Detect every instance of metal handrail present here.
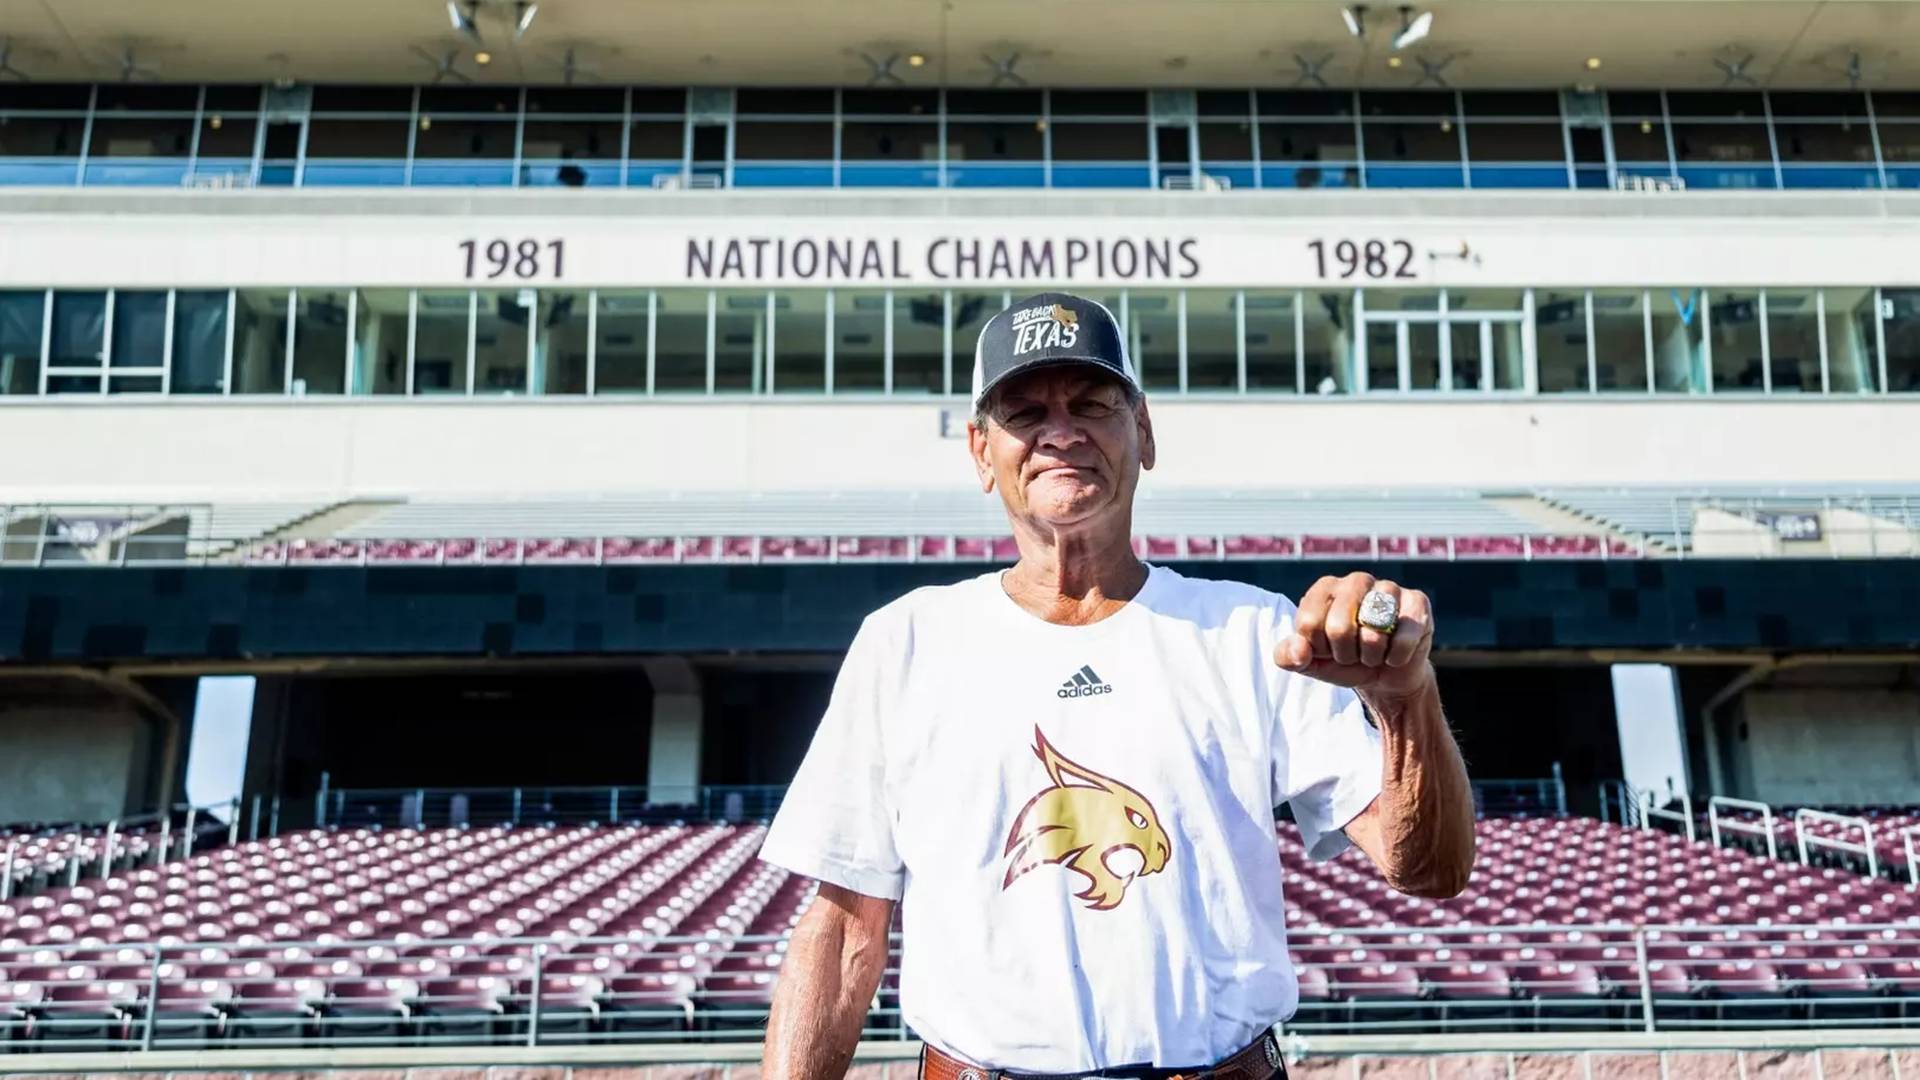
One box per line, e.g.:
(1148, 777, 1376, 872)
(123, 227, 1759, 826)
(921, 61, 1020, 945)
(1636, 789, 1696, 842)
(1795, 808, 1878, 878)
(1708, 795, 1779, 861)
(4, 921, 1918, 1048)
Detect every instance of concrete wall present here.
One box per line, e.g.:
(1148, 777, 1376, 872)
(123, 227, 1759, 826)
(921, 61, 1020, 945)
(4, 397, 1919, 502)
(1733, 684, 1920, 806)
(0, 689, 152, 822)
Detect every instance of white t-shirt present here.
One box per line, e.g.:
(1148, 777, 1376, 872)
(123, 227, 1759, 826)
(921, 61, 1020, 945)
(758, 564, 1384, 1073)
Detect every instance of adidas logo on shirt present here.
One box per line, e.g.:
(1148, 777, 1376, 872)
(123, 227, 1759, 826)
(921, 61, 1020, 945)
(1057, 664, 1114, 699)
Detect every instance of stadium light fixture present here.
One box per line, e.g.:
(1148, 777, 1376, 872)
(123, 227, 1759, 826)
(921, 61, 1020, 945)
(1391, 7, 1432, 50)
(1340, 5, 1366, 39)
(514, 2, 539, 40)
(475, 50, 493, 66)
(1585, 57, 1603, 71)
(447, 0, 483, 45)
(907, 53, 926, 67)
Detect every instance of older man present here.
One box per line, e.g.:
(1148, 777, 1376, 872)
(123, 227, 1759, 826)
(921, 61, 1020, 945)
(759, 291, 1475, 1080)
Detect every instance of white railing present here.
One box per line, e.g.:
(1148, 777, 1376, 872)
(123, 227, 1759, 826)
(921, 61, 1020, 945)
(1905, 826, 1920, 887)
(1795, 809, 1878, 880)
(1637, 789, 1696, 843)
(1709, 796, 1779, 861)
(3, 921, 1917, 1053)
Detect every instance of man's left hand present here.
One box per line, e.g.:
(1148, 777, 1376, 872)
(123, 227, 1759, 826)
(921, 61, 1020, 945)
(1275, 572, 1435, 703)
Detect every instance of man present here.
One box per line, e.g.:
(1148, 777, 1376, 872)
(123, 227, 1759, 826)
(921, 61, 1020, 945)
(759, 292, 1476, 1080)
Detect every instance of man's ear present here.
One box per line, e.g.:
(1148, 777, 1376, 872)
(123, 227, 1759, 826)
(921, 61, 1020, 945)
(967, 421, 996, 493)
(1136, 398, 1156, 472)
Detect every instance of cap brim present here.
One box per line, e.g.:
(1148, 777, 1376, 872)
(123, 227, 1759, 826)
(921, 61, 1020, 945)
(972, 355, 1138, 409)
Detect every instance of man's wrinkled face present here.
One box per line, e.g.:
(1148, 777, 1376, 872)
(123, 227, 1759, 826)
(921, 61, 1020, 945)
(968, 368, 1154, 532)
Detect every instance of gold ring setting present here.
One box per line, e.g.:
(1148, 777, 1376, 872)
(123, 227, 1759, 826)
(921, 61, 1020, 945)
(1357, 589, 1400, 636)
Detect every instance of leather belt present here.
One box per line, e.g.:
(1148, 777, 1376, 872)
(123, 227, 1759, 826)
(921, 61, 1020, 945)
(920, 1029, 1287, 1080)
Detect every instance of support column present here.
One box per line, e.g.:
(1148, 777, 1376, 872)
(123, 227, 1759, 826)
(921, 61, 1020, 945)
(642, 658, 703, 805)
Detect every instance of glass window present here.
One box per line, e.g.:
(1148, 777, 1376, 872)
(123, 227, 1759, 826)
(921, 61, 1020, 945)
(595, 290, 651, 393)
(1256, 91, 1354, 118)
(1461, 91, 1561, 118)
(535, 290, 591, 395)
(1360, 92, 1457, 119)
(413, 118, 515, 159)
(948, 120, 1043, 161)
(629, 120, 684, 159)
(840, 90, 939, 117)
(1465, 123, 1563, 162)
(1672, 123, 1769, 163)
(951, 290, 1001, 384)
(0, 117, 86, 157)
(842, 121, 939, 161)
(1363, 121, 1462, 162)
(1611, 117, 1671, 163)
(411, 289, 471, 394)
(521, 120, 622, 160)
(171, 290, 229, 394)
(1763, 290, 1819, 393)
(418, 86, 518, 115)
(832, 291, 886, 392)
(88, 118, 193, 158)
(1885, 289, 1920, 393)
(305, 119, 409, 158)
(1126, 291, 1180, 391)
(891, 291, 947, 395)
(1302, 291, 1355, 394)
(734, 122, 833, 160)
(95, 85, 197, 111)
(715, 289, 768, 393)
(196, 114, 259, 160)
(0, 291, 45, 395)
(1049, 123, 1147, 160)
(1049, 91, 1145, 117)
(946, 90, 1042, 116)
(109, 291, 167, 373)
(1197, 91, 1252, 118)
(1591, 289, 1647, 392)
(474, 289, 533, 394)
(291, 289, 349, 395)
(311, 86, 414, 111)
(231, 289, 289, 394)
(629, 88, 687, 115)
(525, 87, 624, 115)
(1186, 290, 1239, 391)
(49, 290, 107, 371)
(1649, 287, 1708, 392)
(736, 89, 832, 114)
(1823, 287, 1881, 393)
(1774, 122, 1875, 163)
(1243, 291, 1297, 392)
(1665, 92, 1764, 119)
(653, 289, 708, 393)
(772, 290, 827, 393)
(0, 83, 92, 109)
(1534, 291, 1590, 393)
(1197, 122, 1254, 160)
(1708, 290, 1764, 391)
(352, 289, 410, 395)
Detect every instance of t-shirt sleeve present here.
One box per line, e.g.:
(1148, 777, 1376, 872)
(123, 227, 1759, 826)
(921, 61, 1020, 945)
(1268, 604, 1386, 862)
(758, 614, 906, 900)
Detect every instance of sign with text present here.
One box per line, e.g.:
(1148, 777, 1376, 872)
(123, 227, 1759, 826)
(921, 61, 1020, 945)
(1, 210, 1916, 290)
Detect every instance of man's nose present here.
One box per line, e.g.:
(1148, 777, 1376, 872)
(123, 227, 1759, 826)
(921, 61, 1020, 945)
(1034, 407, 1088, 449)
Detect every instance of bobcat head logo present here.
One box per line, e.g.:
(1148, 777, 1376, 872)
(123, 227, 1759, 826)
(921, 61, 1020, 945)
(1001, 727, 1171, 911)
(1048, 303, 1079, 328)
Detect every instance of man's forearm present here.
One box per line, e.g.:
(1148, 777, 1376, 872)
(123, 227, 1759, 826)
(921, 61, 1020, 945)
(1358, 673, 1476, 898)
(763, 890, 890, 1080)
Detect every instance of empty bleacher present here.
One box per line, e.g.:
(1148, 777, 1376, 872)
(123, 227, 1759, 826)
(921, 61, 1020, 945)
(2, 814, 1916, 1050)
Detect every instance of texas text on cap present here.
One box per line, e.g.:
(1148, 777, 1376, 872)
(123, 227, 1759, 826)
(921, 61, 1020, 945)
(971, 291, 1142, 410)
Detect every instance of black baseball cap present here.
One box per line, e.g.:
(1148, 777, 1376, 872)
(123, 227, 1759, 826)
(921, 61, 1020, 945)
(970, 291, 1142, 411)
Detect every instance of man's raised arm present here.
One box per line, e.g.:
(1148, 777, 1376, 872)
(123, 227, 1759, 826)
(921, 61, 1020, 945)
(1277, 570, 1476, 899)
(763, 883, 895, 1080)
